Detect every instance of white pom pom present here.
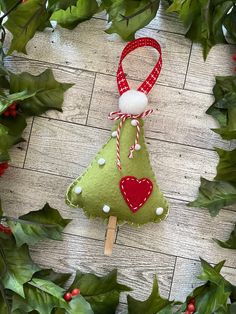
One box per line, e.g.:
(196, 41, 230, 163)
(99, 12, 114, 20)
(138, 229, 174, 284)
(119, 89, 148, 114)
(111, 131, 117, 138)
(156, 207, 164, 216)
(103, 205, 110, 213)
(135, 144, 141, 151)
(131, 119, 138, 126)
(74, 186, 82, 194)
(98, 158, 106, 166)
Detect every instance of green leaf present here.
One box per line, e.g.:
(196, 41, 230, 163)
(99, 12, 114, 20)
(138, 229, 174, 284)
(0, 120, 25, 162)
(12, 278, 70, 313)
(103, 0, 160, 41)
(207, 76, 236, 140)
(127, 276, 173, 314)
(214, 224, 236, 249)
(177, 259, 235, 314)
(215, 148, 236, 183)
(5, 0, 51, 54)
(0, 0, 22, 12)
(0, 113, 27, 138)
(0, 237, 40, 297)
(0, 90, 36, 115)
(48, 0, 78, 11)
(7, 203, 71, 247)
(9, 69, 73, 116)
(198, 258, 226, 285)
(51, 0, 99, 30)
(188, 178, 236, 216)
(70, 269, 131, 314)
(0, 282, 10, 314)
(167, 0, 236, 59)
(33, 268, 71, 287)
(223, 5, 236, 41)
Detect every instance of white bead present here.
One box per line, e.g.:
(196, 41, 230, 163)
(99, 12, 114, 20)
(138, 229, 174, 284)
(74, 186, 82, 194)
(131, 119, 138, 126)
(103, 205, 110, 213)
(135, 144, 141, 151)
(98, 158, 106, 166)
(119, 89, 148, 114)
(111, 131, 117, 138)
(156, 207, 164, 216)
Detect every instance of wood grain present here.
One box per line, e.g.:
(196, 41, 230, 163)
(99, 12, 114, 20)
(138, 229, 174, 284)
(185, 43, 235, 94)
(6, 19, 191, 89)
(0, 167, 106, 241)
(87, 73, 229, 150)
(25, 117, 218, 202)
(29, 233, 176, 302)
(5, 56, 95, 124)
(117, 198, 236, 268)
(170, 257, 236, 301)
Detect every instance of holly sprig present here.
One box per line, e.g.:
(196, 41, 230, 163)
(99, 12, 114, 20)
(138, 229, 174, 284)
(189, 56, 236, 250)
(1, 0, 235, 58)
(1, 200, 235, 313)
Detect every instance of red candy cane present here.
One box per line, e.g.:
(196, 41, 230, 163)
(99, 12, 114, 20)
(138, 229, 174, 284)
(109, 37, 162, 170)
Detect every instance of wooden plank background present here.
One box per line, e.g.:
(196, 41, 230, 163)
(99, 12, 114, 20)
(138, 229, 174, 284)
(1, 3, 236, 312)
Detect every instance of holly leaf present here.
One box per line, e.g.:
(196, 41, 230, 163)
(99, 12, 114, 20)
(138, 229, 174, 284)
(0, 0, 22, 12)
(12, 278, 70, 313)
(223, 5, 236, 41)
(5, 0, 51, 54)
(33, 268, 71, 287)
(207, 76, 236, 140)
(188, 178, 236, 216)
(0, 237, 40, 297)
(51, 0, 100, 30)
(0, 113, 27, 138)
(214, 148, 236, 183)
(12, 278, 93, 314)
(0, 90, 36, 115)
(0, 285, 10, 314)
(48, 0, 79, 11)
(0, 122, 25, 162)
(103, 0, 160, 41)
(176, 259, 235, 314)
(9, 69, 73, 116)
(6, 203, 71, 247)
(167, 0, 236, 59)
(214, 224, 236, 250)
(127, 276, 174, 314)
(70, 269, 131, 314)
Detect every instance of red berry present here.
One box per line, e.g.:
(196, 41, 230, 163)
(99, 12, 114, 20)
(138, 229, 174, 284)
(233, 54, 236, 61)
(11, 111, 17, 117)
(187, 303, 195, 312)
(71, 288, 80, 296)
(3, 111, 10, 117)
(10, 103, 17, 110)
(63, 292, 72, 302)
(0, 162, 8, 176)
(189, 298, 195, 305)
(184, 311, 191, 314)
(3, 227, 12, 235)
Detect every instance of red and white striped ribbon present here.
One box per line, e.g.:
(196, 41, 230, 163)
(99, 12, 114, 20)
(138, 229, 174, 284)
(109, 37, 162, 171)
(109, 110, 154, 170)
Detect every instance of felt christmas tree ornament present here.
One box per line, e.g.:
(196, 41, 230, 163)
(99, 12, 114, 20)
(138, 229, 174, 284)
(66, 37, 169, 255)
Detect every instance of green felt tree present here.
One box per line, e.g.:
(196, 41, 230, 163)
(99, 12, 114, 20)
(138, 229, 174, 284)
(66, 118, 169, 226)
(66, 38, 169, 252)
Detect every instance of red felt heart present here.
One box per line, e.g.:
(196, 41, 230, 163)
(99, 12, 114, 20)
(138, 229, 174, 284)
(120, 176, 153, 213)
